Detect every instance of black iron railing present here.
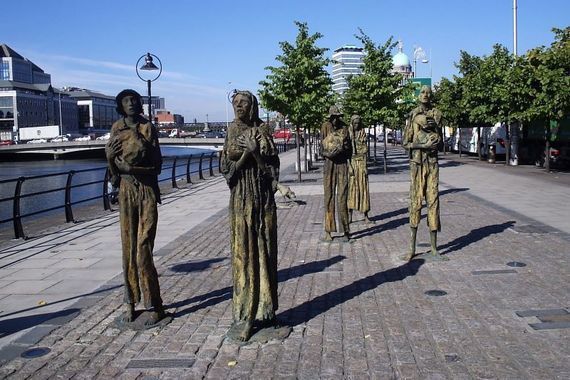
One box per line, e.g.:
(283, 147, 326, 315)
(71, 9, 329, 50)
(0, 152, 220, 239)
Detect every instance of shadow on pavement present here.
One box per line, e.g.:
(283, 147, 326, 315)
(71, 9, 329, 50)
(169, 257, 228, 273)
(440, 187, 469, 196)
(440, 221, 516, 256)
(0, 308, 80, 339)
(370, 207, 408, 223)
(166, 255, 347, 318)
(350, 216, 408, 240)
(278, 259, 425, 327)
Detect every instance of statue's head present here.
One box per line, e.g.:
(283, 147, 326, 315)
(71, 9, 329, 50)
(116, 89, 143, 117)
(418, 85, 432, 105)
(328, 105, 344, 127)
(350, 114, 362, 128)
(232, 90, 263, 126)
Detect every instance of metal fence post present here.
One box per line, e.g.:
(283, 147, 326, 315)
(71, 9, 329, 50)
(103, 168, 111, 211)
(209, 152, 214, 177)
(13, 177, 26, 239)
(198, 153, 205, 180)
(171, 156, 178, 188)
(65, 171, 75, 223)
(218, 151, 222, 174)
(186, 154, 193, 184)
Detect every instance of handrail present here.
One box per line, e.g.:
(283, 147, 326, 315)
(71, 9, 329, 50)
(0, 151, 220, 239)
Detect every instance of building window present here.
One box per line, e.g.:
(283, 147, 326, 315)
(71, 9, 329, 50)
(0, 61, 10, 80)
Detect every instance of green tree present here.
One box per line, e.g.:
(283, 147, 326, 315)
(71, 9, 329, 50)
(521, 27, 570, 170)
(341, 30, 412, 170)
(259, 21, 334, 180)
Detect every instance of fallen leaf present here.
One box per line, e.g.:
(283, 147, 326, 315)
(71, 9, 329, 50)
(38, 300, 47, 306)
(228, 361, 237, 367)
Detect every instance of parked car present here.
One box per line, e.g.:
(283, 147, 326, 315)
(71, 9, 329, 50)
(96, 133, 111, 141)
(273, 128, 293, 140)
(73, 135, 92, 141)
(50, 135, 69, 142)
(0, 140, 14, 145)
(27, 139, 48, 144)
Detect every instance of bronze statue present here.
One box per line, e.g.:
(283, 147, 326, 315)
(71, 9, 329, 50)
(402, 85, 447, 261)
(105, 89, 166, 326)
(321, 106, 351, 242)
(348, 114, 371, 223)
(221, 90, 286, 342)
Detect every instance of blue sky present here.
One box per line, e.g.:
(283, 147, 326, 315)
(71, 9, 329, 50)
(4, 0, 568, 122)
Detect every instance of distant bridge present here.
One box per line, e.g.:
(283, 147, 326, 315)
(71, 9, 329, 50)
(0, 138, 225, 160)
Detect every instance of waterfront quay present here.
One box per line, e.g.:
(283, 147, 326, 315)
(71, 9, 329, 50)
(0, 148, 569, 379)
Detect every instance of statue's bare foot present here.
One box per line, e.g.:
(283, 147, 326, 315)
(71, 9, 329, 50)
(258, 316, 278, 329)
(227, 321, 253, 342)
(120, 304, 135, 323)
(144, 307, 165, 326)
(400, 251, 415, 262)
(322, 232, 333, 242)
(431, 251, 449, 261)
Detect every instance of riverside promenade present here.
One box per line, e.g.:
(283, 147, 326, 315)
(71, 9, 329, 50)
(1, 147, 569, 379)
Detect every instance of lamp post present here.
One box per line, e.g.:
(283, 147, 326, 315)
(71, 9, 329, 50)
(413, 46, 428, 78)
(225, 82, 232, 129)
(136, 52, 162, 122)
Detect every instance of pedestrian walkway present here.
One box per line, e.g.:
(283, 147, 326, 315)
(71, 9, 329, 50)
(0, 146, 569, 379)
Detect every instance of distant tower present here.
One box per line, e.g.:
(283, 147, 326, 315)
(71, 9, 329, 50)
(392, 41, 413, 80)
(332, 45, 364, 95)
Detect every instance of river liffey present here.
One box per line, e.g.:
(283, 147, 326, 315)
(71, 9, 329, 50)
(0, 146, 219, 230)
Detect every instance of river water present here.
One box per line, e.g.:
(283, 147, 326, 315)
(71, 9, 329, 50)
(0, 146, 218, 226)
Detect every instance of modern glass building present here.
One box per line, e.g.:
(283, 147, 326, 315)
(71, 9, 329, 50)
(0, 44, 78, 141)
(332, 45, 364, 95)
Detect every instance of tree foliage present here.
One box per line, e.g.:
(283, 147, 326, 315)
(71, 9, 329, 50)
(258, 21, 333, 132)
(435, 26, 569, 134)
(341, 30, 413, 128)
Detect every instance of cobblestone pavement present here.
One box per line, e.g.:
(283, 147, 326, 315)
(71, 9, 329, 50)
(1, 147, 569, 379)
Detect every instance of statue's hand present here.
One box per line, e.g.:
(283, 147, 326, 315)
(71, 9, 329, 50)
(107, 138, 122, 159)
(237, 134, 258, 154)
(115, 157, 132, 173)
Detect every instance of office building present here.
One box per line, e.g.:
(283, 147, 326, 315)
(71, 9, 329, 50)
(0, 44, 78, 141)
(332, 45, 364, 95)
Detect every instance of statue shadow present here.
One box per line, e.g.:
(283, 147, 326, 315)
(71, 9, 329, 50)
(168, 257, 228, 273)
(166, 255, 347, 318)
(439, 187, 469, 196)
(440, 221, 516, 256)
(439, 160, 464, 168)
(277, 259, 425, 327)
(0, 308, 80, 339)
(350, 216, 409, 240)
(370, 207, 408, 223)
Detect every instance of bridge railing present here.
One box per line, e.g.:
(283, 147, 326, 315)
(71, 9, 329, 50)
(0, 151, 220, 240)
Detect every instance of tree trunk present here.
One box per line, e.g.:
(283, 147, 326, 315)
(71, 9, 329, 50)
(545, 122, 551, 172)
(373, 124, 378, 162)
(383, 126, 387, 174)
(296, 126, 302, 182)
(477, 126, 482, 161)
(308, 129, 313, 169)
(459, 128, 462, 158)
(505, 122, 511, 166)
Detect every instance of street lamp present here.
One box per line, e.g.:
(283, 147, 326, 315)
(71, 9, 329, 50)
(136, 52, 162, 122)
(413, 46, 428, 78)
